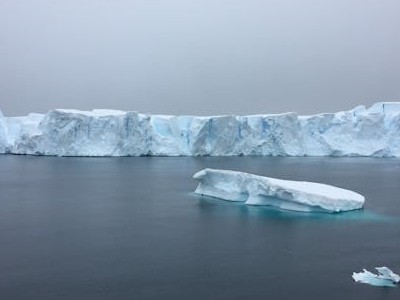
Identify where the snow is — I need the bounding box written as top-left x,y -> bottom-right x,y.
193,168 -> 365,212
0,102 -> 400,156
56,109 -> 127,117
352,267 -> 400,287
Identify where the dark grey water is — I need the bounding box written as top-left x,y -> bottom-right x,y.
0,155 -> 399,300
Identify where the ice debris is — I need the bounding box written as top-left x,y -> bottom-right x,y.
352,267 -> 400,287
193,168 -> 365,212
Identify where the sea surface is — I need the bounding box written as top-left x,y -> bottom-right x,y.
0,155 -> 399,300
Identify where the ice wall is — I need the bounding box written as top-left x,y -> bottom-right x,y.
0,109 -> 8,153
1,102 -> 400,157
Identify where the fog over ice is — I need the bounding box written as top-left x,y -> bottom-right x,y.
0,0 -> 399,116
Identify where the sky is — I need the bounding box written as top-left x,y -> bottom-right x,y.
0,0 -> 399,116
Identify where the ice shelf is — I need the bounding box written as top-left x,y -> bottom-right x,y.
1,102 -> 400,157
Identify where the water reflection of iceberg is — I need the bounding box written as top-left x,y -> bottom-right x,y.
195,195 -> 391,222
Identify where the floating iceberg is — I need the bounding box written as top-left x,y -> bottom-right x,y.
352,267 -> 400,287
0,102 -> 400,156
193,168 -> 365,212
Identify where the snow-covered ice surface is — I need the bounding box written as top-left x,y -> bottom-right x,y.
1,102 -> 400,156
352,267 -> 400,287
193,168 -> 365,213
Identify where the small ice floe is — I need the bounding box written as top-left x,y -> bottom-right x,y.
352,267 -> 400,287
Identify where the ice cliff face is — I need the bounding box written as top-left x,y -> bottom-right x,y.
0,109 -> 8,153
0,102 -> 400,157
13,109 -> 150,156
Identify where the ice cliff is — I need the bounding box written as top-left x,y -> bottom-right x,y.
193,168 -> 365,212
0,102 -> 400,157
0,109 -> 8,153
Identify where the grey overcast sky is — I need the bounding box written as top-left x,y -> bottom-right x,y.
0,0 -> 399,116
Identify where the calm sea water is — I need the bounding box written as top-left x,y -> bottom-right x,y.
0,155 -> 399,300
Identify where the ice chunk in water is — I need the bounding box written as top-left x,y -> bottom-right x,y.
352,267 -> 400,287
